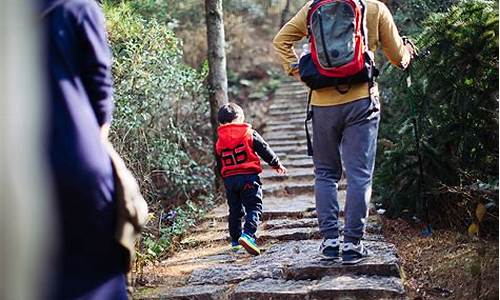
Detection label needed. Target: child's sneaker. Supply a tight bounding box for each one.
[319,238,341,261]
[231,241,243,253]
[238,233,260,256]
[342,241,371,265]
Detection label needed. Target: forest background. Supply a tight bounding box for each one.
[102,0,498,298]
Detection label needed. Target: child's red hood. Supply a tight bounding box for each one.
[217,123,252,149]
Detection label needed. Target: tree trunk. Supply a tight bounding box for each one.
[280,0,292,28]
[205,0,228,184]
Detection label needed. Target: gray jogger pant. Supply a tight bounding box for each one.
[312,97,380,242]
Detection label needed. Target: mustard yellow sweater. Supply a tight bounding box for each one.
[273,0,411,106]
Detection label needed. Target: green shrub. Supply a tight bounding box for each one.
[375,0,499,228]
[103,1,216,262]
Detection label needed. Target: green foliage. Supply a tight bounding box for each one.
[103,1,215,261]
[375,0,499,223]
[139,195,215,262]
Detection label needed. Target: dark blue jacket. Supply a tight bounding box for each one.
[43,0,124,274]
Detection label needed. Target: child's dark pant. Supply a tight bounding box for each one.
[223,174,263,243]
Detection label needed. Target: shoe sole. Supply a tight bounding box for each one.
[341,256,368,265]
[238,237,260,256]
[231,246,243,253]
[320,255,341,262]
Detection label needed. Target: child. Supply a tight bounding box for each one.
[216,103,287,255]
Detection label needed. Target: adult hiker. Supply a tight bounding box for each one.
[42,0,137,298]
[273,0,414,264]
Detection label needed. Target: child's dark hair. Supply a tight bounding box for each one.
[218,103,244,124]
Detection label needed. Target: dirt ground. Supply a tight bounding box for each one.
[382,217,499,300]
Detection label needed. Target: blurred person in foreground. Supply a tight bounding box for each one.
[42,0,130,298]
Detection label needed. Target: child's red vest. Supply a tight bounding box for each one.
[216,123,262,178]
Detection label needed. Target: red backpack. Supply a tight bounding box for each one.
[299,0,378,92]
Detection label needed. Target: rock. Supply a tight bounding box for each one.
[264,131,306,141]
[267,139,307,147]
[264,130,306,143]
[267,118,304,126]
[281,241,401,280]
[269,108,305,116]
[270,113,305,121]
[263,167,320,183]
[269,103,305,110]
[263,218,318,230]
[259,227,321,242]
[280,159,313,168]
[231,276,405,300]
[188,240,400,286]
[272,145,309,155]
[207,194,320,221]
[311,275,406,299]
[156,284,230,300]
[264,123,303,132]
[232,278,315,300]
[263,181,314,197]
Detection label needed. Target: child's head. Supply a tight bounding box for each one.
[218,103,245,124]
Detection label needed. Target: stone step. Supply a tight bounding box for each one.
[268,113,305,120]
[207,194,321,221]
[259,227,383,243]
[267,118,304,126]
[269,109,305,116]
[233,275,406,300]
[274,90,308,97]
[281,158,313,168]
[267,139,307,147]
[264,131,306,141]
[272,144,308,155]
[149,275,405,300]
[261,167,313,182]
[263,181,314,197]
[262,217,382,235]
[263,123,304,132]
[207,192,349,222]
[269,103,306,110]
[187,240,401,285]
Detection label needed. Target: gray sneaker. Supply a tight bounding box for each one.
[342,241,371,264]
[319,238,341,261]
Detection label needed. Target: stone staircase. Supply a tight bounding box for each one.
[137,80,406,300]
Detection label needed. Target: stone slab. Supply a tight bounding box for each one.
[272,145,309,155]
[231,275,405,300]
[311,275,406,300]
[263,181,314,197]
[232,278,314,300]
[270,113,305,121]
[269,103,305,110]
[267,139,307,147]
[259,227,321,242]
[269,108,306,116]
[282,241,401,280]
[207,194,320,221]
[263,217,382,235]
[188,240,401,286]
[154,284,230,300]
[264,131,306,141]
[267,118,304,126]
[260,166,314,180]
[263,218,318,230]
